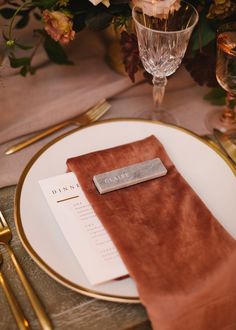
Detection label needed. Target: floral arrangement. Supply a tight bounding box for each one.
[0,0,132,75]
[1,0,236,101]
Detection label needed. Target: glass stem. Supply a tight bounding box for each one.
[221,92,236,122]
[152,76,167,119]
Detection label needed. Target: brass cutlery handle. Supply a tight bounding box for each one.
[0,271,30,330]
[5,120,71,155]
[213,129,236,165]
[6,245,53,330]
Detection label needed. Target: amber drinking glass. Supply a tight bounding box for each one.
[206,22,236,133]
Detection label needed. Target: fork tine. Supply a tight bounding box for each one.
[90,98,107,112]
[89,102,110,122]
[83,105,103,120]
[74,99,106,120]
[75,101,110,125]
[0,211,7,228]
[91,102,110,119]
[74,99,109,121]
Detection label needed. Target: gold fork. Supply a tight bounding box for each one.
[0,251,30,330]
[0,211,52,330]
[5,98,111,155]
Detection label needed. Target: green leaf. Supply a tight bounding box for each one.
[2,32,8,41]
[9,56,31,68]
[85,10,113,31]
[7,2,20,7]
[15,14,30,29]
[43,36,73,65]
[190,12,216,52]
[32,0,58,9]
[33,29,46,36]
[33,12,42,21]
[20,66,29,76]
[29,66,36,75]
[15,41,33,50]
[0,8,16,19]
[204,88,226,105]
[20,65,36,76]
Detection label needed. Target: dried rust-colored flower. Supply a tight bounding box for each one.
[207,0,236,19]
[120,30,142,82]
[183,51,218,88]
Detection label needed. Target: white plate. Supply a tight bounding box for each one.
[15,119,236,303]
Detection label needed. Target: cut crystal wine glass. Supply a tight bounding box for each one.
[132,1,199,123]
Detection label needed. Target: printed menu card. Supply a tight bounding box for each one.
[39,172,128,285]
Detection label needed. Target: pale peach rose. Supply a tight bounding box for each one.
[133,0,180,19]
[43,10,75,44]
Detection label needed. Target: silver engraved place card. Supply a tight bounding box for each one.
[93,158,167,194]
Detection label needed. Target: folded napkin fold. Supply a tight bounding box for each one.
[67,135,236,330]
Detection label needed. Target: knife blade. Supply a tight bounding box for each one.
[213,129,236,164]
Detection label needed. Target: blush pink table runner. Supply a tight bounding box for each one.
[1,25,213,188]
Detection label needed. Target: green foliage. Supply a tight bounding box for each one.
[43,35,73,65]
[3,0,235,83]
[18,65,36,76]
[204,88,226,105]
[189,10,216,52]
[8,56,31,68]
[19,66,29,76]
[0,8,16,19]
[85,10,113,30]
[8,55,37,76]
[113,15,130,30]
[32,0,58,9]
[14,42,33,50]
[33,12,42,20]
[15,13,30,29]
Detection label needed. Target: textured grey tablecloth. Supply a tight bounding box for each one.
[0,186,152,330]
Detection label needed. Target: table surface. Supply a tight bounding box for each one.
[0,46,223,328]
[0,185,152,330]
[0,77,215,330]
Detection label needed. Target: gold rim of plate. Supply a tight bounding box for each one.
[14,118,236,303]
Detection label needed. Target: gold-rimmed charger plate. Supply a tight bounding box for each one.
[15,119,236,302]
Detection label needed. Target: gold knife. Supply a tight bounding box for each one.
[213,129,236,164]
[5,99,110,155]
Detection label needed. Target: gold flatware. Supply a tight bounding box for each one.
[5,99,111,155]
[0,211,53,330]
[213,129,236,165]
[0,251,30,330]
[201,134,221,150]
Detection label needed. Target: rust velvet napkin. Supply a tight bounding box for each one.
[67,135,236,330]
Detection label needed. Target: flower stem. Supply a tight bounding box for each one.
[8,1,33,42]
[30,35,43,62]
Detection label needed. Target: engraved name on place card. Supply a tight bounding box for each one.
[93,158,167,194]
